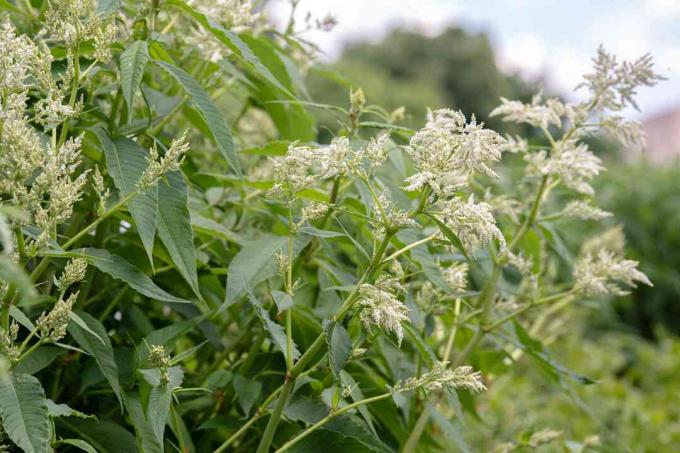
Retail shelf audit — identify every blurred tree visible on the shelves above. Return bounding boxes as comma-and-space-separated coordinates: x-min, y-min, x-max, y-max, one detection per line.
597, 161, 680, 338
308, 27, 539, 131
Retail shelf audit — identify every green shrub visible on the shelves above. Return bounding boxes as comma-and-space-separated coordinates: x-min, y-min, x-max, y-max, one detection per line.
0, 1, 664, 452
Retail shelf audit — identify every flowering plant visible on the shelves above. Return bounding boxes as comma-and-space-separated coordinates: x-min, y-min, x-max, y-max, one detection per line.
0, 1, 660, 452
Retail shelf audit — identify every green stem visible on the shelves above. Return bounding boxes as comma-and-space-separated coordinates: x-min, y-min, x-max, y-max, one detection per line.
13, 338, 44, 366
275, 393, 392, 453
255, 376, 295, 453
382, 232, 438, 264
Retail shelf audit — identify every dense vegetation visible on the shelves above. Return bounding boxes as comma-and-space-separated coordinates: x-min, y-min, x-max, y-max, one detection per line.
0, 1, 667, 452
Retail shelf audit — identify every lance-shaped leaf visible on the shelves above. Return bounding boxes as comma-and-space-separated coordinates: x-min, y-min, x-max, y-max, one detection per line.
94, 129, 158, 266
155, 60, 241, 176
45, 248, 189, 304
156, 171, 200, 299
0, 373, 50, 453
119, 40, 149, 117
246, 290, 299, 362
138, 367, 184, 447
68, 310, 123, 407
323, 320, 352, 377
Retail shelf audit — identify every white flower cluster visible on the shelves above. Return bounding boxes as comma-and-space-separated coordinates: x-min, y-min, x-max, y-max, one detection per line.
32, 137, 90, 249
437, 196, 506, 252
491, 93, 586, 131
404, 109, 505, 195
56, 258, 88, 291
0, 20, 52, 93
524, 138, 604, 196
269, 135, 391, 197
442, 262, 469, 293
394, 361, 486, 393
579, 46, 663, 113
357, 276, 410, 346
561, 200, 612, 221
138, 133, 191, 190
43, 0, 117, 61
0, 322, 20, 360
299, 202, 329, 225
37, 292, 77, 343
573, 249, 652, 296
371, 191, 418, 236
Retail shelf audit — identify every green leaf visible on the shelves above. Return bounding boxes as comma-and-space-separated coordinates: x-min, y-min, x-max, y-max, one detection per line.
68, 310, 123, 407
164, 0, 292, 96
271, 290, 293, 314
427, 403, 471, 453
58, 419, 137, 453
57, 438, 99, 453
233, 374, 261, 416
225, 234, 311, 305
155, 60, 241, 176
324, 320, 352, 377
70, 311, 105, 345
45, 248, 189, 304
0, 373, 50, 453
47, 399, 94, 419
424, 212, 469, 260
246, 290, 300, 362
123, 392, 163, 453
13, 346, 65, 375
286, 412, 392, 453
0, 256, 36, 306
94, 130, 158, 265
156, 171, 200, 298
119, 40, 150, 118
144, 367, 183, 447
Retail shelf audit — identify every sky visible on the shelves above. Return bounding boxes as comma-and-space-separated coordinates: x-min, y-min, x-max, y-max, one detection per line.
266, 0, 680, 120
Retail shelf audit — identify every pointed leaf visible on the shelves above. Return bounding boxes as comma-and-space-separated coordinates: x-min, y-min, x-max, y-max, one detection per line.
156, 171, 200, 298
94, 130, 158, 265
47, 399, 94, 419
233, 374, 261, 416
324, 320, 352, 377
45, 248, 189, 304
68, 310, 122, 407
123, 393, 163, 453
246, 290, 299, 362
119, 40, 150, 117
155, 60, 241, 176
0, 373, 50, 453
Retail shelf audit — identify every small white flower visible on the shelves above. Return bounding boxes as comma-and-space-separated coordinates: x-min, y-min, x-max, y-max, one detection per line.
37, 292, 78, 343
269, 142, 318, 197
442, 262, 468, 292
404, 109, 505, 195
573, 249, 652, 296
525, 139, 604, 196
490, 93, 562, 130
138, 133, 190, 190
357, 276, 410, 346
299, 202, 329, 224
56, 258, 88, 290
578, 46, 663, 112
395, 361, 486, 393
437, 195, 506, 252
562, 200, 612, 221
